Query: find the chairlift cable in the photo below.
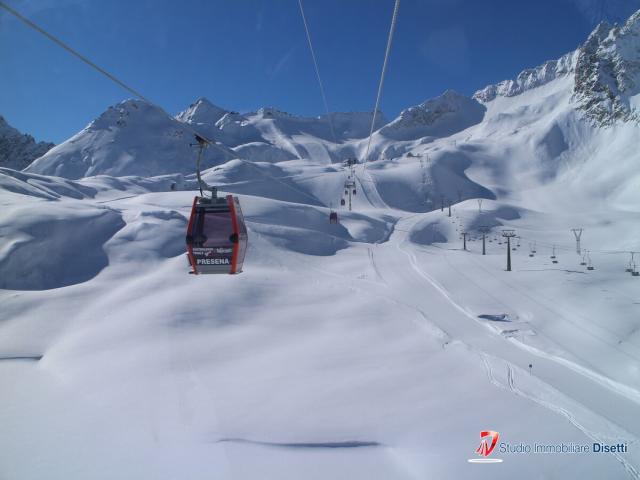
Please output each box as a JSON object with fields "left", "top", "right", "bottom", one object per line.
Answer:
{"left": 0, "top": 1, "right": 151, "bottom": 104}
{"left": 1, "top": 1, "right": 327, "bottom": 208}
{"left": 297, "top": 0, "right": 337, "bottom": 144}
{"left": 364, "top": 0, "right": 400, "bottom": 166}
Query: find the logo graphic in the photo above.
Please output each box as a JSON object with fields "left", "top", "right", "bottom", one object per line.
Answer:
{"left": 476, "top": 431, "right": 499, "bottom": 456}
{"left": 468, "top": 430, "right": 503, "bottom": 463}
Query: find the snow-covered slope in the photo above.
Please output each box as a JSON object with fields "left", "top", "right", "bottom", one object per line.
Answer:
{"left": 3, "top": 8, "right": 640, "bottom": 480}
{"left": 0, "top": 115, "right": 54, "bottom": 170}
{"left": 378, "top": 90, "right": 486, "bottom": 140}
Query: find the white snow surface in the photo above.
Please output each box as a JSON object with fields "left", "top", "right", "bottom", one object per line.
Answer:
{"left": 3, "top": 12, "right": 640, "bottom": 480}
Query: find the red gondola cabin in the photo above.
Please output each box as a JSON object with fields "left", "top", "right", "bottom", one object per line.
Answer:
{"left": 186, "top": 195, "right": 248, "bottom": 274}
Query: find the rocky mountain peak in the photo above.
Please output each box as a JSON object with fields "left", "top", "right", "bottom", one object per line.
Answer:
{"left": 0, "top": 115, "right": 54, "bottom": 170}
{"left": 574, "top": 10, "right": 640, "bottom": 125}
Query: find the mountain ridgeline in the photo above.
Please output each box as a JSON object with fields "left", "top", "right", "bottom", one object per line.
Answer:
{"left": 15, "top": 8, "right": 640, "bottom": 179}
{"left": 0, "top": 116, "right": 54, "bottom": 171}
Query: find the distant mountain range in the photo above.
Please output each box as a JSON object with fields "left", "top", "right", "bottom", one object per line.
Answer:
{"left": 8, "top": 8, "right": 640, "bottom": 180}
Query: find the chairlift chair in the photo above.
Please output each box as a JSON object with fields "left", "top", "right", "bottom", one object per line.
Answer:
{"left": 329, "top": 211, "right": 339, "bottom": 224}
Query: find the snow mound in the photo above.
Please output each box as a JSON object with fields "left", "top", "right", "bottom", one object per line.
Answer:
{"left": 105, "top": 209, "right": 187, "bottom": 263}
{"left": 409, "top": 218, "right": 448, "bottom": 245}
{"left": 243, "top": 197, "right": 392, "bottom": 255}
{"left": 0, "top": 204, "right": 124, "bottom": 290}
{"left": 0, "top": 168, "right": 96, "bottom": 200}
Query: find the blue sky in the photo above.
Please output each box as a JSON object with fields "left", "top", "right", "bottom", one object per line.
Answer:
{"left": 1, "top": 0, "right": 639, "bottom": 143}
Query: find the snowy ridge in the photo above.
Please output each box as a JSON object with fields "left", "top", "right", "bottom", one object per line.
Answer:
{"left": 175, "top": 97, "right": 230, "bottom": 127}
{"left": 574, "top": 11, "right": 640, "bottom": 124}
{"left": 0, "top": 115, "right": 54, "bottom": 170}
{"left": 379, "top": 90, "right": 486, "bottom": 140}
{"left": 475, "top": 10, "right": 640, "bottom": 127}
{"left": 473, "top": 52, "right": 578, "bottom": 103}
{"left": 25, "top": 99, "right": 236, "bottom": 179}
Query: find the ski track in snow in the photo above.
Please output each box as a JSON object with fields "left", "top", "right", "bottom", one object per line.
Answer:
{"left": 443, "top": 246, "right": 640, "bottom": 406}
{"left": 481, "top": 354, "right": 639, "bottom": 480}
{"left": 385, "top": 213, "right": 640, "bottom": 476}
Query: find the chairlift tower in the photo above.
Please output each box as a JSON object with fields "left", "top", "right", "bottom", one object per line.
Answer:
{"left": 626, "top": 252, "right": 636, "bottom": 272}
{"left": 479, "top": 226, "right": 489, "bottom": 255}
{"left": 502, "top": 229, "right": 517, "bottom": 271}
{"left": 571, "top": 228, "right": 583, "bottom": 255}
{"left": 343, "top": 177, "right": 356, "bottom": 211}
{"left": 419, "top": 156, "right": 431, "bottom": 206}
{"left": 586, "top": 251, "right": 594, "bottom": 270}
{"left": 629, "top": 252, "right": 640, "bottom": 276}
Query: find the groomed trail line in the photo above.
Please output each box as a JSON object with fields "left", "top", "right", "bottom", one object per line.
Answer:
{"left": 440, "top": 244, "right": 640, "bottom": 404}
{"left": 359, "top": 212, "right": 640, "bottom": 471}
{"left": 482, "top": 354, "right": 639, "bottom": 480}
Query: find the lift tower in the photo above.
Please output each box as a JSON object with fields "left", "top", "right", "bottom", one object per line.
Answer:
{"left": 502, "top": 230, "right": 517, "bottom": 271}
